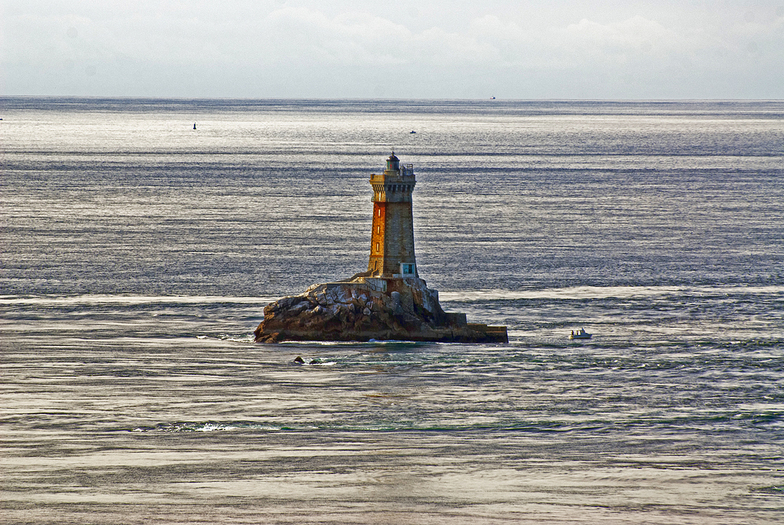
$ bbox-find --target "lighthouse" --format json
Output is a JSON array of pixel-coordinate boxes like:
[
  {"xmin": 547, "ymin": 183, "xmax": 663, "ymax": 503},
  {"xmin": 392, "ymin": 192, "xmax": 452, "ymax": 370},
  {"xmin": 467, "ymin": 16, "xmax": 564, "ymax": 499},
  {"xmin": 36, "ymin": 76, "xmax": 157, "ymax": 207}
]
[
  {"xmin": 367, "ymin": 153, "xmax": 418, "ymax": 278},
  {"xmin": 254, "ymin": 151, "xmax": 509, "ymax": 344}
]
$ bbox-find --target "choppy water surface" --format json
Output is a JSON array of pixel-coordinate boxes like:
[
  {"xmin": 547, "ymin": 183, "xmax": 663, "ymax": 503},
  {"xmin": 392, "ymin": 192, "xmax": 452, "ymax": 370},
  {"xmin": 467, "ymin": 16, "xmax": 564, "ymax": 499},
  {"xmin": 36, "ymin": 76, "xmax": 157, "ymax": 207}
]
[{"xmin": 1, "ymin": 98, "xmax": 783, "ymax": 523}]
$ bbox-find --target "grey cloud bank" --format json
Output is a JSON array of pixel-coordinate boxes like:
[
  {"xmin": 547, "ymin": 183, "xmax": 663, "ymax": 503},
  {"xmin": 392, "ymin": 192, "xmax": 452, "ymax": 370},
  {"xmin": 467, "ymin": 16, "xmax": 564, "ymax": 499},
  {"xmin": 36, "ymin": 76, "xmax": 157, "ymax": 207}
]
[{"xmin": 2, "ymin": 0, "xmax": 783, "ymax": 98}]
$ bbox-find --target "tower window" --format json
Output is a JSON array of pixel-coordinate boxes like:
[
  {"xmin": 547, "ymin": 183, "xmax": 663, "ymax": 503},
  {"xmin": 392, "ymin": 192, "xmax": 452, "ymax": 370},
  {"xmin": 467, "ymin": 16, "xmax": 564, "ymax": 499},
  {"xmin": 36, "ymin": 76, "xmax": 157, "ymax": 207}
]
[{"xmin": 376, "ymin": 243, "xmax": 380, "ymax": 252}]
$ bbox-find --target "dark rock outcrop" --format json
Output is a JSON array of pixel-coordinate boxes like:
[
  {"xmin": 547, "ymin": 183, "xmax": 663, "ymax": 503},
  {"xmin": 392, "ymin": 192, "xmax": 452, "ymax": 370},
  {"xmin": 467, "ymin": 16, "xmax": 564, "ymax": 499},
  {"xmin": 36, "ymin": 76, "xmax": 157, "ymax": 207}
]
[{"xmin": 254, "ymin": 275, "xmax": 507, "ymax": 344}]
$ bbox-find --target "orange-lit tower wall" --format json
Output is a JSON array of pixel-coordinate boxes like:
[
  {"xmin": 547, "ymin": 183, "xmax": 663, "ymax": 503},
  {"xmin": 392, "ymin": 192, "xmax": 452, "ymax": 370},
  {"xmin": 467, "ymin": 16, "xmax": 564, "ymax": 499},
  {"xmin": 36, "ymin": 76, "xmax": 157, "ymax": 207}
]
[{"xmin": 367, "ymin": 153, "xmax": 418, "ymax": 278}]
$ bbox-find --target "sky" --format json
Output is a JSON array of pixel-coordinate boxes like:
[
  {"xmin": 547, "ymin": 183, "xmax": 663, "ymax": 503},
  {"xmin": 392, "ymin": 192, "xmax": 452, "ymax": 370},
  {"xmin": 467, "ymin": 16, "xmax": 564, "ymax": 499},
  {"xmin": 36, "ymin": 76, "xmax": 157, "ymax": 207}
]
[{"xmin": 2, "ymin": 0, "xmax": 783, "ymax": 99}]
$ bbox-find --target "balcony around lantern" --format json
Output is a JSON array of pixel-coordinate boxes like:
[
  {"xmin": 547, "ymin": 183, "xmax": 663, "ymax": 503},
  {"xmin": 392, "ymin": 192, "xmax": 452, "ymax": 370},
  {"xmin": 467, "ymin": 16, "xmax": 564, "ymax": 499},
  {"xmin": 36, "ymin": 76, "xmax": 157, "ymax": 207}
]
[{"xmin": 370, "ymin": 165, "xmax": 415, "ymax": 183}]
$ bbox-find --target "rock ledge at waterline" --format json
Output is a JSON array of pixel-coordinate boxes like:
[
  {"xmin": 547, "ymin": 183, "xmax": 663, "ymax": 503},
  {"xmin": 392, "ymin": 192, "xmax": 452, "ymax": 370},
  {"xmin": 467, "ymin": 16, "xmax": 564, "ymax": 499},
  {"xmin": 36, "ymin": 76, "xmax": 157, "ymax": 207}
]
[{"xmin": 254, "ymin": 274, "xmax": 507, "ymax": 344}]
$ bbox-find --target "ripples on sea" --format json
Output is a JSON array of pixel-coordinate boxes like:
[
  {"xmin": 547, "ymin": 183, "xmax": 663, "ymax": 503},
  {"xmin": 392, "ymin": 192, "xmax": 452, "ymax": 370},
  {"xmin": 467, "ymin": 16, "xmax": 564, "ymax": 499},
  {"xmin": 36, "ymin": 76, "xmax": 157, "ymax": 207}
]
[{"xmin": 1, "ymin": 98, "xmax": 782, "ymax": 523}]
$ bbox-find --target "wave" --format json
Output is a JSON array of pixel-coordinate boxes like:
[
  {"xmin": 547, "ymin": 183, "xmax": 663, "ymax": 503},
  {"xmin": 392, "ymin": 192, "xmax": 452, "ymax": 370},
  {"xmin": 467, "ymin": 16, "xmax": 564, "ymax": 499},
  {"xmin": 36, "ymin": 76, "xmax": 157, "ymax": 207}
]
[
  {"xmin": 130, "ymin": 410, "xmax": 783, "ymax": 434},
  {"xmin": 0, "ymin": 294, "xmax": 280, "ymax": 307},
  {"xmin": 438, "ymin": 285, "xmax": 784, "ymax": 302},
  {"xmin": 4, "ymin": 284, "xmax": 780, "ymax": 307}
]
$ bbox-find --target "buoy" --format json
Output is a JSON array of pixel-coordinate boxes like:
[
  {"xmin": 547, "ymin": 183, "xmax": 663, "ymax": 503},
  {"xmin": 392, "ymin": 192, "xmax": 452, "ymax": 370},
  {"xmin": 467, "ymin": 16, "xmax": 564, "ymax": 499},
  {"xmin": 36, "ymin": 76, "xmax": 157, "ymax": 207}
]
[{"xmin": 193, "ymin": 123, "xmax": 196, "ymax": 130}]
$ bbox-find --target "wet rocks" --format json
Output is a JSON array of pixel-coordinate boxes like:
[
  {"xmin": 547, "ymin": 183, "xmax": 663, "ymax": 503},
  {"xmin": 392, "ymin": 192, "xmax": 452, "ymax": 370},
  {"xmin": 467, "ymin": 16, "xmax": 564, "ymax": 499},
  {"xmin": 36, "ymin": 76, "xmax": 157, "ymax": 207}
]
[{"xmin": 254, "ymin": 275, "xmax": 507, "ymax": 344}]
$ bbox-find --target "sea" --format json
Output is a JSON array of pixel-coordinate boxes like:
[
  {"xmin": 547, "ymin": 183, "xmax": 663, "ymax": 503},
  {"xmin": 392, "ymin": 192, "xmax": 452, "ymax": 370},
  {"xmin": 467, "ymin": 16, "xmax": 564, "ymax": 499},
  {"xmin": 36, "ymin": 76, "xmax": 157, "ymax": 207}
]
[{"xmin": 1, "ymin": 98, "xmax": 783, "ymax": 524}]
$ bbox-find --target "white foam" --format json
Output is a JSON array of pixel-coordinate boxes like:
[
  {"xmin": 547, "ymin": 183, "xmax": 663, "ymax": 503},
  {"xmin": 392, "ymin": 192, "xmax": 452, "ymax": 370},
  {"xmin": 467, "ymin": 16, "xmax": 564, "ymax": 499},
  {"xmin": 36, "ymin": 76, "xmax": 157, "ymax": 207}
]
[
  {"xmin": 437, "ymin": 285, "xmax": 784, "ymax": 302},
  {"xmin": 2, "ymin": 285, "xmax": 780, "ymax": 307},
  {"xmin": 0, "ymin": 295, "xmax": 280, "ymax": 306}
]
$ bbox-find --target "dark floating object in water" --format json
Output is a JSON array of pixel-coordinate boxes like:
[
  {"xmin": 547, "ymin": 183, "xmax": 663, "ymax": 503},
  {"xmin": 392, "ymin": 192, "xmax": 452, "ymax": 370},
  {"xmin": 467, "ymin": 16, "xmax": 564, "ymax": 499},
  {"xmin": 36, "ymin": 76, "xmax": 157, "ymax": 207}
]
[
  {"xmin": 410, "ymin": 130, "xmax": 416, "ymax": 134},
  {"xmin": 193, "ymin": 123, "xmax": 196, "ymax": 130},
  {"xmin": 292, "ymin": 356, "xmax": 322, "ymax": 365}
]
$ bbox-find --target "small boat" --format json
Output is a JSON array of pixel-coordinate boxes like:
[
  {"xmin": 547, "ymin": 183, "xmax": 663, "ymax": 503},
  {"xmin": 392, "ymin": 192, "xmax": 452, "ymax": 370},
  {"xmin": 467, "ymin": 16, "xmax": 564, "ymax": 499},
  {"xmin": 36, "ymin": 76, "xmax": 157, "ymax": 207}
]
[{"xmin": 569, "ymin": 328, "xmax": 592, "ymax": 340}]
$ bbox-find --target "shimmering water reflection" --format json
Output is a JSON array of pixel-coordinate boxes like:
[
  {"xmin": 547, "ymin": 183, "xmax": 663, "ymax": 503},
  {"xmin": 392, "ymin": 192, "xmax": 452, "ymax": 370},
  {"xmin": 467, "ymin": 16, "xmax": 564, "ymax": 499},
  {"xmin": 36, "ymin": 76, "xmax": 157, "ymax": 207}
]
[{"xmin": 1, "ymin": 99, "xmax": 782, "ymax": 523}]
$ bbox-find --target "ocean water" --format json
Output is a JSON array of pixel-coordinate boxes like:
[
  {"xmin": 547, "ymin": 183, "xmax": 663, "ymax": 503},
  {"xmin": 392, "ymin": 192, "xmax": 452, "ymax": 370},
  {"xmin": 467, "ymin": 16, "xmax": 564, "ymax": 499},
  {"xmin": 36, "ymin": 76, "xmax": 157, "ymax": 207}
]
[{"xmin": 1, "ymin": 98, "xmax": 783, "ymax": 524}]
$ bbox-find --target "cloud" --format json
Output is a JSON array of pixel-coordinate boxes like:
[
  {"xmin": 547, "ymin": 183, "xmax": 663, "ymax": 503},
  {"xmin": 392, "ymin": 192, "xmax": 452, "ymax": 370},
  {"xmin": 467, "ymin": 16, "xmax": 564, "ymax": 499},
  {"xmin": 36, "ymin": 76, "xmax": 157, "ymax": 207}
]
[
  {"xmin": 560, "ymin": 16, "xmax": 675, "ymax": 60},
  {"xmin": 1, "ymin": 1, "xmax": 782, "ymax": 97},
  {"xmin": 414, "ymin": 26, "xmax": 500, "ymax": 65},
  {"xmin": 258, "ymin": 6, "xmax": 501, "ymax": 68},
  {"xmin": 464, "ymin": 8, "xmax": 784, "ymax": 96},
  {"xmin": 262, "ymin": 7, "xmax": 412, "ymax": 65}
]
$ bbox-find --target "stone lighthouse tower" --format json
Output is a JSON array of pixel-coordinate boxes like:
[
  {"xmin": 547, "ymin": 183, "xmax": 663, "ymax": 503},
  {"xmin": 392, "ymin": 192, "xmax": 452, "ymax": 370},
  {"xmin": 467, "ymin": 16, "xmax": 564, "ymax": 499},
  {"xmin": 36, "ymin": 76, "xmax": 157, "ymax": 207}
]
[
  {"xmin": 367, "ymin": 153, "xmax": 418, "ymax": 278},
  {"xmin": 253, "ymin": 151, "xmax": 509, "ymax": 344}
]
